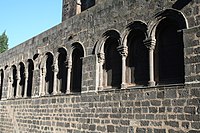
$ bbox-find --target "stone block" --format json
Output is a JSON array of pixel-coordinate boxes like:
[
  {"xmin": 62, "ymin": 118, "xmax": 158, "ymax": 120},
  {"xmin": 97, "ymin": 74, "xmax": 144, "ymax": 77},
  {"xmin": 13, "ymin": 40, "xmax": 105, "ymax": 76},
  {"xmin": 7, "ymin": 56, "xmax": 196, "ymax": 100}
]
[
  {"xmin": 136, "ymin": 128, "xmax": 146, "ymax": 133},
  {"xmin": 154, "ymin": 129, "xmax": 166, "ymax": 133},
  {"xmin": 116, "ymin": 126, "xmax": 128, "ymax": 133},
  {"xmin": 149, "ymin": 107, "xmax": 158, "ymax": 113},
  {"xmin": 165, "ymin": 89, "xmax": 177, "ymax": 99},
  {"xmin": 184, "ymin": 107, "xmax": 196, "ymax": 114},
  {"xmin": 191, "ymin": 122, "xmax": 200, "ymax": 129},
  {"xmin": 107, "ymin": 125, "xmax": 114, "ymax": 132},
  {"xmin": 157, "ymin": 91, "xmax": 164, "ymax": 99},
  {"xmin": 165, "ymin": 121, "xmax": 179, "ymax": 128}
]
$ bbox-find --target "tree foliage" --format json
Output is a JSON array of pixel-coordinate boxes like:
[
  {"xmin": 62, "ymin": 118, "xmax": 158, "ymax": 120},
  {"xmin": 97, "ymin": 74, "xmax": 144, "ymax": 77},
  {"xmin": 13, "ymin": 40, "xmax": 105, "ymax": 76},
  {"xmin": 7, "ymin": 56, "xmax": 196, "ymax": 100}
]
[{"xmin": 0, "ymin": 31, "xmax": 8, "ymax": 53}]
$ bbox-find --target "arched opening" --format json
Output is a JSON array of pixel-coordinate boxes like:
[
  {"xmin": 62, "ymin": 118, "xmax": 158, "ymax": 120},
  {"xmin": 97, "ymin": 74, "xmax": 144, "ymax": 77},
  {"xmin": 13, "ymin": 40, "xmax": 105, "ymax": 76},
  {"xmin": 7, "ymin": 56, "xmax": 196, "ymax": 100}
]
[
  {"xmin": 103, "ymin": 37, "xmax": 122, "ymax": 88},
  {"xmin": 0, "ymin": 69, "xmax": 3, "ymax": 100},
  {"xmin": 33, "ymin": 54, "xmax": 39, "ymax": 60},
  {"xmin": 155, "ymin": 18, "xmax": 185, "ymax": 84},
  {"xmin": 27, "ymin": 59, "xmax": 34, "ymax": 97},
  {"xmin": 126, "ymin": 30, "xmax": 149, "ymax": 86},
  {"xmin": 81, "ymin": 0, "xmax": 95, "ymax": 12},
  {"xmin": 71, "ymin": 43, "xmax": 84, "ymax": 92},
  {"xmin": 19, "ymin": 62, "xmax": 25, "ymax": 97},
  {"xmin": 45, "ymin": 53, "xmax": 54, "ymax": 95},
  {"xmin": 57, "ymin": 48, "xmax": 67, "ymax": 93},
  {"xmin": 12, "ymin": 65, "xmax": 17, "ymax": 98}
]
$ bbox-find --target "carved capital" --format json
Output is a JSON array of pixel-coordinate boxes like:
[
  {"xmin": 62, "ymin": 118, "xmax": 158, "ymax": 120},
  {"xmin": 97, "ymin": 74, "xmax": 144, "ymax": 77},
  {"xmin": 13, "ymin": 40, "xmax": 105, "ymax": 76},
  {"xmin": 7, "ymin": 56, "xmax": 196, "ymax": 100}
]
[
  {"xmin": 16, "ymin": 73, "xmax": 20, "ymax": 80},
  {"xmin": 9, "ymin": 77, "xmax": 13, "ymax": 82},
  {"xmin": 97, "ymin": 53, "xmax": 105, "ymax": 63},
  {"xmin": 77, "ymin": 0, "xmax": 81, "ymax": 5},
  {"xmin": 66, "ymin": 60, "xmax": 72, "ymax": 69},
  {"xmin": 24, "ymin": 72, "xmax": 28, "ymax": 78},
  {"xmin": 42, "ymin": 68, "xmax": 46, "ymax": 75},
  {"xmin": 52, "ymin": 65, "xmax": 59, "ymax": 72},
  {"xmin": 117, "ymin": 46, "xmax": 128, "ymax": 57},
  {"xmin": 144, "ymin": 38, "xmax": 156, "ymax": 50}
]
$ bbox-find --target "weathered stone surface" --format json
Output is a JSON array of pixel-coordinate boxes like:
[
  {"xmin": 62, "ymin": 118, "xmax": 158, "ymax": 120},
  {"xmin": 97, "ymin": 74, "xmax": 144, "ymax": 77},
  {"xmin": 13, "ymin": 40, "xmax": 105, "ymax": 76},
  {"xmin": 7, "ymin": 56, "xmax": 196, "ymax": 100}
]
[{"xmin": 0, "ymin": 0, "xmax": 200, "ymax": 132}]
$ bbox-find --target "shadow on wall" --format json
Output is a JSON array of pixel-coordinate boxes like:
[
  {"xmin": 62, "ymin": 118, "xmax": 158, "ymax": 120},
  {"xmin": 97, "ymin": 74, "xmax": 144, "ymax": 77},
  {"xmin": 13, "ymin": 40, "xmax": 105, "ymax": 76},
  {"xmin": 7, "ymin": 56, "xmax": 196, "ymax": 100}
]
[{"xmin": 172, "ymin": 0, "xmax": 192, "ymax": 10}]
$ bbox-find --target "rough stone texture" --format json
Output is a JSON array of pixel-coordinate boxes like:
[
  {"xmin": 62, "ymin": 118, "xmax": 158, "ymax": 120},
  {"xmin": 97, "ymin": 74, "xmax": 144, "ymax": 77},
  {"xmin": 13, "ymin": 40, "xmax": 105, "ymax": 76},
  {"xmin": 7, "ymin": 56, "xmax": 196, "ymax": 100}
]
[
  {"xmin": 0, "ymin": 0, "xmax": 200, "ymax": 132},
  {"xmin": 3, "ymin": 86, "xmax": 199, "ymax": 132}
]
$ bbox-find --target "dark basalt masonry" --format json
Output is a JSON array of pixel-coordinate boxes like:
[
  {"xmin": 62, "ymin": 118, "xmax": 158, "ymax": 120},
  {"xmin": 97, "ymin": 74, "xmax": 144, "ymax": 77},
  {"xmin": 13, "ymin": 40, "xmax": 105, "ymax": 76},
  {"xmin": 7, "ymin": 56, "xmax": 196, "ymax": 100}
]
[{"xmin": 0, "ymin": 0, "xmax": 200, "ymax": 132}]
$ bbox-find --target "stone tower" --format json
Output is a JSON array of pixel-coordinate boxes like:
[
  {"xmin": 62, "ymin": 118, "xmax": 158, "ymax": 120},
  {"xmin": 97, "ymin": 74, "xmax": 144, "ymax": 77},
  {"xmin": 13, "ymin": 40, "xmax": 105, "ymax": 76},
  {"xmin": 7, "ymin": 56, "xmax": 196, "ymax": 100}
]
[{"xmin": 62, "ymin": 0, "xmax": 95, "ymax": 21}]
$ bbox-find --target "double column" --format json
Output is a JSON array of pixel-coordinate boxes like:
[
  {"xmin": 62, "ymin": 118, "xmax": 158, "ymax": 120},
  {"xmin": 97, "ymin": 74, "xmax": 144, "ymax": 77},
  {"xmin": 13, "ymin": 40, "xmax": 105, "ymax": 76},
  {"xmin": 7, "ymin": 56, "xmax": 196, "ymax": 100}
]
[
  {"xmin": 7, "ymin": 68, "xmax": 13, "ymax": 99},
  {"xmin": 66, "ymin": 59, "xmax": 72, "ymax": 94},
  {"xmin": 117, "ymin": 45, "xmax": 128, "ymax": 89},
  {"xmin": 52, "ymin": 60, "xmax": 59, "ymax": 95},
  {"xmin": 23, "ymin": 70, "xmax": 28, "ymax": 98},
  {"xmin": 51, "ymin": 58, "xmax": 72, "ymax": 95},
  {"xmin": 97, "ymin": 52, "xmax": 105, "ymax": 90},
  {"xmin": 144, "ymin": 38, "xmax": 156, "ymax": 87},
  {"xmin": 40, "ymin": 67, "xmax": 46, "ymax": 96},
  {"xmin": 16, "ymin": 67, "xmax": 21, "ymax": 98}
]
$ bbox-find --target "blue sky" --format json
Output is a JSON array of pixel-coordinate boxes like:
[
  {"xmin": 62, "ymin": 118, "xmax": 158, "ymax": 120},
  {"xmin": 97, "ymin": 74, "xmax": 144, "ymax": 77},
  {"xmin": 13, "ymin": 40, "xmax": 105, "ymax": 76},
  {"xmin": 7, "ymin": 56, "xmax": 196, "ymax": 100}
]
[{"xmin": 0, "ymin": 0, "xmax": 62, "ymax": 48}]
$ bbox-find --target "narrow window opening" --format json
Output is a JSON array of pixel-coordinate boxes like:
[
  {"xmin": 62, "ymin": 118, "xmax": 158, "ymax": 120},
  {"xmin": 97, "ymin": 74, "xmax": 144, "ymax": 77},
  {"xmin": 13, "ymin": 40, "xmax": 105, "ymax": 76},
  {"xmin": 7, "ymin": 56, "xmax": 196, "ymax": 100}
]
[
  {"xmin": 71, "ymin": 46, "xmax": 84, "ymax": 92},
  {"xmin": 126, "ymin": 30, "xmax": 149, "ymax": 86},
  {"xmin": 58, "ymin": 48, "xmax": 67, "ymax": 93},
  {"xmin": 103, "ymin": 38, "xmax": 122, "ymax": 88},
  {"xmin": 27, "ymin": 59, "xmax": 34, "ymax": 97},
  {"xmin": 19, "ymin": 63, "xmax": 25, "ymax": 97},
  {"xmin": 45, "ymin": 53, "xmax": 54, "ymax": 95},
  {"xmin": 77, "ymin": 0, "xmax": 95, "ymax": 13},
  {"xmin": 12, "ymin": 65, "xmax": 17, "ymax": 97},
  {"xmin": 155, "ymin": 19, "xmax": 184, "ymax": 84}
]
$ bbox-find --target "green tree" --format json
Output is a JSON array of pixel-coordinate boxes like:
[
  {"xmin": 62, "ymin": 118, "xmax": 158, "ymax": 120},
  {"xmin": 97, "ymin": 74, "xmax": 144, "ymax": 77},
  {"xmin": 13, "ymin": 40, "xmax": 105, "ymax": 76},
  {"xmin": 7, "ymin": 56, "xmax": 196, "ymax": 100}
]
[{"xmin": 0, "ymin": 31, "xmax": 8, "ymax": 53}]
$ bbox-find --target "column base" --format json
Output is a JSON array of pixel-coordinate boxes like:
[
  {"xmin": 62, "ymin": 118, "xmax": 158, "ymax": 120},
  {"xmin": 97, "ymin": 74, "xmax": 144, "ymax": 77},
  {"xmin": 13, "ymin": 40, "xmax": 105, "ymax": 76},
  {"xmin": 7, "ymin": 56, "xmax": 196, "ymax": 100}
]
[
  {"xmin": 148, "ymin": 81, "xmax": 156, "ymax": 87},
  {"xmin": 98, "ymin": 86, "xmax": 103, "ymax": 91},
  {"xmin": 52, "ymin": 91, "xmax": 58, "ymax": 95},
  {"xmin": 40, "ymin": 92, "xmax": 45, "ymax": 96},
  {"xmin": 15, "ymin": 96, "xmax": 22, "ymax": 99},
  {"xmin": 121, "ymin": 83, "xmax": 127, "ymax": 89},
  {"xmin": 66, "ymin": 90, "xmax": 71, "ymax": 94}
]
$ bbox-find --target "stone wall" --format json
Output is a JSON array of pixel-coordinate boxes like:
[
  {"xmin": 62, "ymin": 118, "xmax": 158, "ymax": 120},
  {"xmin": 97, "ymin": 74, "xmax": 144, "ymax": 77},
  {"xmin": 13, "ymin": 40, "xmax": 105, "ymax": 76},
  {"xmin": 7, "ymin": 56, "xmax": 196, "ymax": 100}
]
[
  {"xmin": 0, "ymin": 0, "xmax": 200, "ymax": 132},
  {"xmin": 0, "ymin": 85, "xmax": 200, "ymax": 132}
]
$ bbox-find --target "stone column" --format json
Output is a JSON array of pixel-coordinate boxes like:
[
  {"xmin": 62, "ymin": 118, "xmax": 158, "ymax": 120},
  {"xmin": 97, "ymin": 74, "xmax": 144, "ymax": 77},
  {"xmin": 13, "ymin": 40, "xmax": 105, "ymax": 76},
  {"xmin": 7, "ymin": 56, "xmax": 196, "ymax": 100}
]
[
  {"xmin": 118, "ymin": 46, "xmax": 128, "ymax": 89},
  {"xmin": 144, "ymin": 38, "xmax": 156, "ymax": 86},
  {"xmin": 7, "ymin": 68, "xmax": 11, "ymax": 99},
  {"xmin": 52, "ymin": 62, "xmax": 58, "ymax": 95},
  {"xmin": 97, "ymin": 53, "xmax": 105, "ymax": 90},
  {"xmin": 23, "ymin": 70, "xmax": 28, "ymax": 98},
  {"xmin": 66, "ymin": 60, "xmax": 72, "ymax": 94},
  {"xmin": 40, "ymin": 67, "xmax": 46, "ymax": 96},
  {"xmin": 16, "ymin": 68, "xmax": 21, "ymax": 98},
  {"xmin": 76, "ymin": 0, "xmax": 81, "ymax": 14},
  {"xmin": 9, "ymin": 75, "xmax": 13, "ymax": 99}
]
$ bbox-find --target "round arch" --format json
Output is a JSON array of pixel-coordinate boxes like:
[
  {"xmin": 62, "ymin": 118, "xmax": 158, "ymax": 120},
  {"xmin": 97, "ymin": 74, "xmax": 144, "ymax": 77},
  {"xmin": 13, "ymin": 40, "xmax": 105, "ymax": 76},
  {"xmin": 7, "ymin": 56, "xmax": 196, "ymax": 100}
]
[
  {"xmin": 70, "ymin": 42, "xmax": 85, "ymax": 92},
  {"xmin": 95, "ymin": 29, "xmax": 122, "ymax": 89},
  {"xmin": 148, "ymin": 8, "xmax": 188, "ymax": 39},
  {"xmin": 69, "ymin": 42, "xmax": 85, "ymax": 58},
  {"xmin": 122, "ymin": 21, "xmax": 148, "ymax": 47},
  {"xmin": 40, "ymin": 52, "xmax": 54, "ymax": 69},
  {"xmin": 122, "ymin": 21, "xmax": 149, "ymax": 86},
  {"xmin": 95, "ymin": 29, "xmax": 121, "ymax": 55},
  {"xmin": 151, "ymin": 8, "xmax": 187, "ymax": 84}
]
